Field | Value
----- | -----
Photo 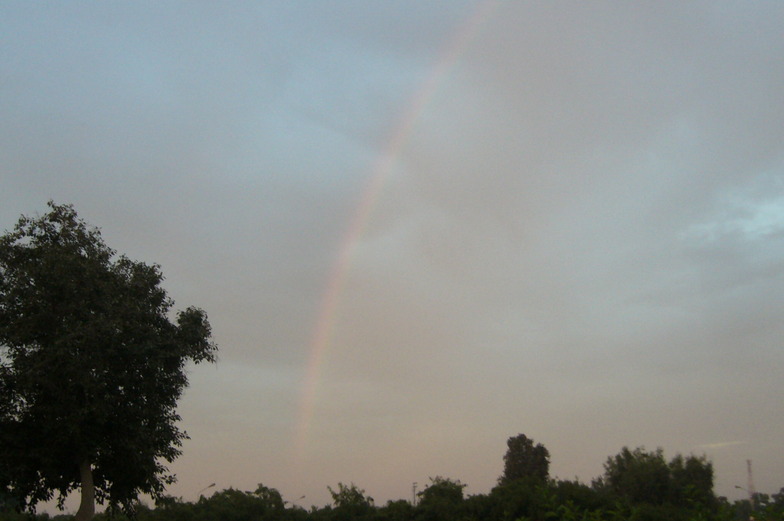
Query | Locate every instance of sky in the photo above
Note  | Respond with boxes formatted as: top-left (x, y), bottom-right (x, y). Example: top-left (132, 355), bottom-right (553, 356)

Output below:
top-left (2, 0), bottom-right (784, 511)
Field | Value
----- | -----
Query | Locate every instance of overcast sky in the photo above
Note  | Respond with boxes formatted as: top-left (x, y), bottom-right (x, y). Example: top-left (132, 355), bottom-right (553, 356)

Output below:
top-left (2, 0), bottom-right (783, 510)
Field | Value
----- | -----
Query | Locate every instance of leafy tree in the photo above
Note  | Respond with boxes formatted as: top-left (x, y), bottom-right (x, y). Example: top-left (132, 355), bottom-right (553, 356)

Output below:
top-left (254, 483), bottom-right (285, 515)
top-left (327, 482), bottom-right (373, 510)
top-left (668, 453), bottom-right (715, 509)
top-left (550, 479), bottom-right (607, 514)
top-left (193, 488), bottom-right (274, 521)
top-left (376, 499), bottom-right (413, 521)
top-left (499, 433), bottom-right (550, 484)
top-left (417, 476), bottom-right (465, 505)
top-left (416, 477), bottom-right (465, 521)
top-left (489, 476), bottom-right (555, 521)
top-left (134, 496), bottom-right (192, 521)
top-left (597, 447), bottom-right (671, 505)
top-left (326, 483), bottom-right (374, 521)
top-left (0, 203), bottom-right (217, 520)
top-left (461, 493), bottom-right (494, 521)
top-left (596, 446), bottom-right (717, 515)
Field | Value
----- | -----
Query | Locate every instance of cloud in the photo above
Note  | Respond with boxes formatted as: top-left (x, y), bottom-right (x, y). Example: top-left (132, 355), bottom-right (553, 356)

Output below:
top-left (696, 441), bottom-right (747, 450)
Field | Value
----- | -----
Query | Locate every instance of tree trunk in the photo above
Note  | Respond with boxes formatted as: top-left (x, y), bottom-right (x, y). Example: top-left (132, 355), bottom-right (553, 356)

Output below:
top-left (74, 460), bottom-right (95, 521)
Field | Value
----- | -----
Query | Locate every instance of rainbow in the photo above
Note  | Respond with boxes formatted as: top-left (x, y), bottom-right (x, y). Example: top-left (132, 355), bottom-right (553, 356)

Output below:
top-left (292, 0), bottom-right (500, 466)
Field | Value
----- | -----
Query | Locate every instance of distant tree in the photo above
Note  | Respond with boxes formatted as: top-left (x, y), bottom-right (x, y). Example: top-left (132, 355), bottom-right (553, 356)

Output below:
top-left (750, 487), bottom-right (784, 520)
top-left (461, 492), bottom-right (494, 521)
top-left (416, 477), bottom-right (465, 521)
top-left (489, 476), bottom-right (555, 521)
top-left (0, 203), bottom-right (217, 520)
top-left (596, 446), bottom-right (717, 511)
top-left (327, 483), bottom-right (374, 521)
top-left (772, 487), bottom-right (784, 511)
top-left (417, 476), bottom-right (465, 505)
top-left (327, 482), bottom-right (373, 509)
top-left (254, 483), bottom-right (285, 515)
top-left (376, 499), bottom-right (413, 521)
top-left (550, 478), bottom-right (606, 513)
top-left (189, 487), bottom-right (293, 521)
top-left (141, 495), bottom-right (196, 521)
top-left (499, 433), bottom-right (550, 484)
top-left (668, 453), bottom-right (715, 508)
top-left (597, 447), bottom-right (670, 505)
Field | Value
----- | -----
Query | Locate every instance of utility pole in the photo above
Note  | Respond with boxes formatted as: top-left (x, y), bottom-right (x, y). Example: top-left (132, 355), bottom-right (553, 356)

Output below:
top-left (412, 482), bottom-right (418, 506)
top-left (747, 460), bottom-right (756, 510)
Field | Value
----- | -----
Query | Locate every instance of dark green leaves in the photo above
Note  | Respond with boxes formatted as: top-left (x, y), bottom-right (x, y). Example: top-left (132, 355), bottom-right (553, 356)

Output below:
top-left (499, 433), bottom-right (551, 485)
top-left (0, 202), bottom-right (217, 516)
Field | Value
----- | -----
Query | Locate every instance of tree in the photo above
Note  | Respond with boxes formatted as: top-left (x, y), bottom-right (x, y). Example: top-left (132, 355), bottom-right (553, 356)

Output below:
top-left (254, 483), bottom-right (285, 515)
top-left (327, 482), bottom-right (373, 510)
top-left (499, 433), bottom-right (550, 484)
top-left (597, 447), bottom-right (670, 505)
top-left (376, 499), bottom-right (413, 521)
top-left (597, 446), bottom-right (716, 511)
top-left (668, 453), bottom-right (715, 508)
top-left (327, 483), bottom-right (374, 521)
top-left (0, 203), bottom-right (217, 520)
top-left (417, 476), bottom-right (465, 505)
top-left (191, 487), bottom-right (279, 521)
top-left (489, 476), bottom-right (555, 521)
top-left (415, 477), bottom-right (465, 521)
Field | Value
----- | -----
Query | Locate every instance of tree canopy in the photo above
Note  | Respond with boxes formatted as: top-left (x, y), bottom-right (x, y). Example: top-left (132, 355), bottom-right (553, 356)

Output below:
top-left (596, 446), bottom-right (716, 509)
top-left (2, 431), bottom-right (777, 521)
top-left (327, 483), bottom-right (374, 521)
top-left (415, 477), bottom-right (465, 521)
top-left (499, 433), bottom-right (550, 484)
top-left (0, 202), bottom-right (217, 519)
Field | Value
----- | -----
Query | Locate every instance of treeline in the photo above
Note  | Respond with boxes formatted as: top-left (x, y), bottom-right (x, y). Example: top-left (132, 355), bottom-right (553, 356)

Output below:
top-left (3, 435), bottom-right (782, 521)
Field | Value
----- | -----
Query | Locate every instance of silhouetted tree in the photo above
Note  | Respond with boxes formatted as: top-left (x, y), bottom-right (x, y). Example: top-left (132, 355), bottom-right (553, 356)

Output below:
top-left (597, 447), bottom-right (671, 505)
top-left (668, 453), bottom-right (716, 509)
top-left (499, 433), bottom-right (550, 484)
top-left (596, 446), bottom-right (717, 515)
top-left (489, 476), bottom-right (555, 521)
top-left (376, 499), bottom-right (413, 521)
top-left (0, 203), bottom-right (217, 520)
top-left (327, 483), bottom-right (374, 521)
top-left (417, 476), bottom-right (464, 505)
top-left (254, 483), bottom-right (285, 517)
top-left (416, 477), bottom-right (465, 521)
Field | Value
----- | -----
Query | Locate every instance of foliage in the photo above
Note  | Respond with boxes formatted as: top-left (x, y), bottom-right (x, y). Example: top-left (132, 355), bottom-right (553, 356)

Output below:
top-left (596, 446), bottom-right (717, 513)
top-left (0, 202), bottom-right (217, 518)
top-left (415, 477), bottom-right (465, 521)
top-left (729, 488), bottom-right (784, 521)
top-left (254, 484), bottom-right (285, 515)
top-left (461, 493), bottom-right (494, 521)
top-left (489, 476), bottom-right (558, 521)
top-left (3, 477), bottom-right (781, 521)
top-left (194, 487), bottom-right (279, 521)
top-left (597, 447), bottom-right (671, 505)
top-left (375, 500), bottom-right (413, 521)
top-left (499, 433), bottom-right (550, 485)
top-left (327, 483), bottom-right (373, 510)
top-left (550, 479), bottom-right (609, 513)
top-left (668, 454), bottom-right (716, 509)
top-left (327, 483), bottom-right (374, 521)
top-left (416, 476), bottom-right (465, 505)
